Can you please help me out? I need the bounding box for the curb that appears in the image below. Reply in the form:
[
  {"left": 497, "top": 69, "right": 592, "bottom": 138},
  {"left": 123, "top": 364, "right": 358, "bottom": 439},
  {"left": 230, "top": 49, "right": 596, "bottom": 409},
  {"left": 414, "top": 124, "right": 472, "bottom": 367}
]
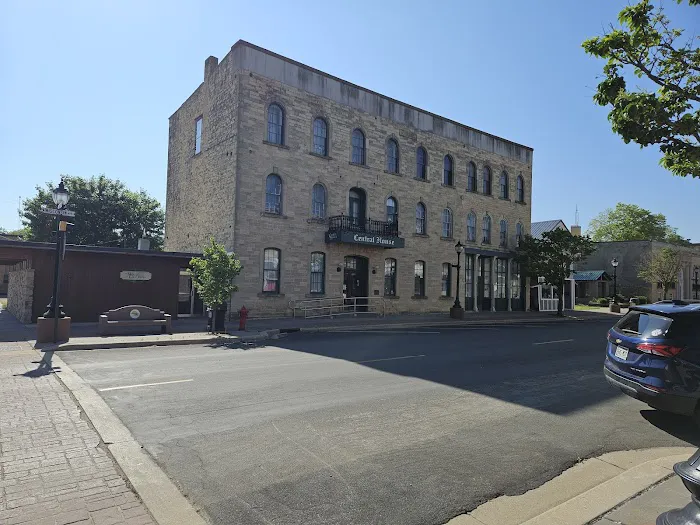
[
  {"left": 35, "top": 334, "right": 241, "bottom": 352},
  {"left": 444, "top": 447, "right": 694, "bottom": 525},
  {"left": 46, "top": 350, "right": 209, "bottom": 525},
  {"left": 295, "top": 315, "right": 614, "bottom": 333}
]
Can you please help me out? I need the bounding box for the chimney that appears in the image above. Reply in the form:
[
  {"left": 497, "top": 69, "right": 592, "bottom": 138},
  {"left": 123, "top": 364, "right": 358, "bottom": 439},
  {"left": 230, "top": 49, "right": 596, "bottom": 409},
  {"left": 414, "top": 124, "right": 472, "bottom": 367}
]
[
  {"left": 137, "top": 238, "right": 151, "bottom": 251},
  {"left": 204, "top": 56, "right": 218, "bottom": 82},
  {"left": 571, "top": 225, "right": 581, "bottom": 237}
]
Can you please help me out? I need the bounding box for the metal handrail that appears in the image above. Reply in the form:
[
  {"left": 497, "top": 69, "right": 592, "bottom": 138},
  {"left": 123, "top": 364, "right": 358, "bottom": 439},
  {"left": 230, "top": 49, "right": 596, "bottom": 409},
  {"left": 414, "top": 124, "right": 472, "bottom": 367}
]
[
  {"left": 327, "top": 215, "right": 399, "bottom": 237},
  {"left": 290, "top": 296, "right": 386, "bottom": 319}
]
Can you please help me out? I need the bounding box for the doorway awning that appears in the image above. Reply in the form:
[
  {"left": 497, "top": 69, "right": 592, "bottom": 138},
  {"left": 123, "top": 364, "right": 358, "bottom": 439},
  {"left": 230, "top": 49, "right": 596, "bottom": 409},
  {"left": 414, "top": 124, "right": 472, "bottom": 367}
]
[{"left": 573, "top": 270, "right": 611, "bottom": 282}]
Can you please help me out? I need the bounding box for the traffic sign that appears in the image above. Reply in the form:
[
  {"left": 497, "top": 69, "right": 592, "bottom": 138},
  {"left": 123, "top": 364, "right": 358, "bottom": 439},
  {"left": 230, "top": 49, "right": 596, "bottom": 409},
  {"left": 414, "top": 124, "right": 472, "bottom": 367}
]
[{"left": 40, "top": 207, "right": 76, "bottom": 218}]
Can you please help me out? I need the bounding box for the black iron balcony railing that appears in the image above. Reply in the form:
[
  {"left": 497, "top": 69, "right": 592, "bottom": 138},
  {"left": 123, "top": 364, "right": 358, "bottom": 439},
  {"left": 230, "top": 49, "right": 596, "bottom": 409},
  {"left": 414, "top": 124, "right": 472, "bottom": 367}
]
[{"left": 327, "top": 215, "right": 399, "bottom": 237}]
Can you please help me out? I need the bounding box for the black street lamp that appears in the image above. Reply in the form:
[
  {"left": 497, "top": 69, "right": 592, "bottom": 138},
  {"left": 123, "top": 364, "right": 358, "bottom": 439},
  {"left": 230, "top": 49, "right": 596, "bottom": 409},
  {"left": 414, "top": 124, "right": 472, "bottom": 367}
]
[
  {"left": 694, "top": 266, "right": 699, "bottom": 300},
  {"left": 450, "top": 241, "right": 464, "bottom": 318},
  {"left": 43, "top": 179, "right": 70, "bottom": 343},
  {"left": 611, "top": 257, "right": 619, "bottom": 303}
]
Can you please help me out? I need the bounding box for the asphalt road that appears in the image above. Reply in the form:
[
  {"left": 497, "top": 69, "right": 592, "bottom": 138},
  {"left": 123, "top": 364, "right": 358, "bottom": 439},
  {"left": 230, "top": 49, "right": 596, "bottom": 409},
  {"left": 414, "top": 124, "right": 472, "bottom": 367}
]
[{"left": 59, "top": 321, "right": 698, "bottom": 525}]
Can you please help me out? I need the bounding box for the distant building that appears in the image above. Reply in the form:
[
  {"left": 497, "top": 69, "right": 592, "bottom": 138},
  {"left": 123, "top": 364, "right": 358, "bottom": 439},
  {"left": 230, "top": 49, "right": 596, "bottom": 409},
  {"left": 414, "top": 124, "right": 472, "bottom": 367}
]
[
  {"left": 165, "top": 40, "right": 534, "bottom": 316},
  {"left": 530, "top": 219, "right": 568, "bottom": 239},
  {"left": 575, "top": 240, "right": 700, "bottom": 301}
]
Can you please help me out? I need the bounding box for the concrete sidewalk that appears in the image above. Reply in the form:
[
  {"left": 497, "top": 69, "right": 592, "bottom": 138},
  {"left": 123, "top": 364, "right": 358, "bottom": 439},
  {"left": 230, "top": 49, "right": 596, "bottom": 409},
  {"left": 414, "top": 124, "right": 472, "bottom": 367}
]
[{"left": 592, "top": 474, "right": 692, "bottom": 524}]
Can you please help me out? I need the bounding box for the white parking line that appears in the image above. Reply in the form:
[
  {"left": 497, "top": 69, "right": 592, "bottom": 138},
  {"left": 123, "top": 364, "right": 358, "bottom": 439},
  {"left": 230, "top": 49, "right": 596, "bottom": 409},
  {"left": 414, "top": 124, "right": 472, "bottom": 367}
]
[
  {"left": 99, "top": 379, "right": 194, "bottom": 392},
  {"left": 533, "top": 339, "right": 574, "bottom": 345},
  {"left": 331, "top": 330, "right": 440, "bottom": 334},
  {"left": 356, "top": 355, "right": 426, "bottom": 364}
]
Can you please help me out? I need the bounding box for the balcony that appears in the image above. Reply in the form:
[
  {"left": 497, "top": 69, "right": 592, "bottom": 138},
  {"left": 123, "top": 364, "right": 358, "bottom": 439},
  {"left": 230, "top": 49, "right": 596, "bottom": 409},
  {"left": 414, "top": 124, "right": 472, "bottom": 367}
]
[{"left": 325, "top": 215, "right": 405, "bottom": 248}]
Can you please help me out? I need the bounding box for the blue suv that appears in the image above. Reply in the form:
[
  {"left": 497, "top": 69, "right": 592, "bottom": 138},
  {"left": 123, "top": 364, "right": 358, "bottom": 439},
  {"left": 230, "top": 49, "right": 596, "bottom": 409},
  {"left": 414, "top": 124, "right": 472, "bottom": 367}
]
[{"left": 604, "top": 301, "right": 700, "bottom": 423}]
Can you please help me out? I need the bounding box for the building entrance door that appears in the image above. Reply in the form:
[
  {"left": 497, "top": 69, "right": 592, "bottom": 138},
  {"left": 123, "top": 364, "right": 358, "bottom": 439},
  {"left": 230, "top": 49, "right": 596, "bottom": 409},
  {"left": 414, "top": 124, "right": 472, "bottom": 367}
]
[
  {"left": 178, "top": 270, "right": 204, "bottom": 316},
  {"left": 343, "top": 256, "right": 369, "bottom": 310},
  {"left": 479, "top": 257, "right": 492, "bottom": 311}
]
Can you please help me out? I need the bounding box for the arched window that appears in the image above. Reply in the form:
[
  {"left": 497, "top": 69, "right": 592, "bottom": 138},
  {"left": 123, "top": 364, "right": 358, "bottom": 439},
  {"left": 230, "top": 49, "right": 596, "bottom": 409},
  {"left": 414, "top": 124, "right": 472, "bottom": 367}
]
[
  {"left": 467, "top": 162, "right": 477, "bottom": 192},
  {"left": 386, "top": 139, "right": 399, "bottom": 173},
  {"left": 443, "top": 155, "right": 453, "bottom": 186},
  {"left": 267, "top": 103, "right": 284, "bottom": 145},
  {"left": 384, "top": 258, "right": 397, "bottom": 296},
  {"left": 483, "top": 166, "right": 492, "bottom": 195},
  {"left": 351, "top": 129, "right": 365, "bottom": 165},
  {"left": 467, "top": 212, "right": 477, "bottom": 242},
  {"left": 482, "top": 215, "right": 492, "bottom": 244},
  {"left": 414, "top": 261, "right": 426, "bottom": 297},
  {"left": 263, "top": 248, "right": 281, "bottom": 293},
  {"left": 500, "top": 219, "right": 508, "bottom": 247},
  {"left": 517, "top": 176, "right": 525, "bottom": 202},
  {"left": 442, "top": 208, "right": 453, "bottom": 238},
  {"left": 416, "top": 147, "right": 427, "bottom": 179},
  {"left": 312, "top": 183, "right": 326, "bottom": 219},
  {"left": 310, "top": 252, "right": 325, "bottom": 294},
  {"left": 415, "top": 202, "right": 426, "bottom": 234},
  {"left": 265, "top": 174, "right": 282, "bottom": 214},
  {"left": 500, "top": 171, "right": 509, "bottom": 199},
  {"left": 516, "top": 222, "right": 523, "bottom": 246},
  {"left": 313, "top": 118, "right": 328, "bottom": 156},
  {"left": 386, "top": 197, "right": 398, "bottom": 224},
  {"left": 441, "top": 263, "right": 452, "bottom": 297}
]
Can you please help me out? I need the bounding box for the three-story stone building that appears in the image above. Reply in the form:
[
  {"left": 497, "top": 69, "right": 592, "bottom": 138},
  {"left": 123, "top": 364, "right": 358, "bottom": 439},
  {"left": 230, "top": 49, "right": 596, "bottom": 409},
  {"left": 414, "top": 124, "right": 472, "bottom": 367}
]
[{"left": 165, "top": 41, "right": 533, "bottom": 317}]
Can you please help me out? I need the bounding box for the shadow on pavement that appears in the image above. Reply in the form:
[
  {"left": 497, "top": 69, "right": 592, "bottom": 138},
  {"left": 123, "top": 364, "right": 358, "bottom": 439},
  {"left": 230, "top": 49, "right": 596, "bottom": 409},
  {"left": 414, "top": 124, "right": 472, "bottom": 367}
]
[
  {"left": 259, "top": 321, "right": 624, "bottom": 416},
  {"left": 15, "top": 351, "right": 61, "bottom": 378},
  {"left": 641, "top": 410, "right": 700, "bottom": 447}
]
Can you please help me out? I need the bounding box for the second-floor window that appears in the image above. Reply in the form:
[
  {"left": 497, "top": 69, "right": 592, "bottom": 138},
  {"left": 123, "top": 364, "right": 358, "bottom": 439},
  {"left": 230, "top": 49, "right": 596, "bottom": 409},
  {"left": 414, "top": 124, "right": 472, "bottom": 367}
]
[
  {"left": 265, "top": 174, "right": 282, "bottom": 214},
  {"left": 483, "top": 215, "right": 492, "bottom": 244},
  {"left": 442, "top": 208, "right": 453, "bottom": 238},
  {"left": 352, "top": 129, "right": 365, "bottom": 165},
  {"left": 516, "top": 222, "right": 523, "bottom": 246},
  {"left": 467, "top": 212, "right": 477, "bottom": 242},
  {"left": 500, "top": 220, "right": 508, "bottom": 247},
  {"left": 267, "top": 103, "right": 284, "bottom": 145},
  {"left": 416, "top": 203, "right": 426, "bottom": 234},
  {"left": 312, "top": 183, "right": 326, "bottom": 219},
  {"left": 386, "top": 197, "right": 398, "bottom": 224},
  {"left": 313, "top": 118, "right": 328, "bottom": 156},
  {"left": 387, "top": 139, "right": 399, "bottom": 173},
  {"left": 194, "top": 117, "right": 202, "bottom": 154}
]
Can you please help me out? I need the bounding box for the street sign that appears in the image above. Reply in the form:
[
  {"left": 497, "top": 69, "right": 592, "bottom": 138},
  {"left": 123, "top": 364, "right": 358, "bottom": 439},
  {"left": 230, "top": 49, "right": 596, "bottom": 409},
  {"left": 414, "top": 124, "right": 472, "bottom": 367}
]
[{"left": 40, "top": 207, "right": 76, "bottom": 218}]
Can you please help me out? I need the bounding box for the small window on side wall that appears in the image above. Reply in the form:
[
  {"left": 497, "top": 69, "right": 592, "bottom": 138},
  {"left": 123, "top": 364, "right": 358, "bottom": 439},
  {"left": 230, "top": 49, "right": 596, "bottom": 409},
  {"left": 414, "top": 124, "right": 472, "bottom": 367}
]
[
  {"left": 267, "top": 104, "right": 284, "bottom": 145},
  {"left": 312, "top": 184, "right": 326, "bottom": 219},
  {"left": 387, "top": 139, "right": 399, "bottom": 173},
  {"left": 416, "top": 147, "right": 427, "bottom": 179},
  {"left": 194, "top": 117, "right": 202, "bottom": 155},
  {"left": 352, "top": 129, "right": 365, "bottom": 165},
  {"left": 443, "top": 156, "right": 453, "bottom": 186},
  {"left": 517, "top": 176, "right": 525, "bottom": 202},
  {"left": 265, "top": 174, "right": 282, "bottom": 214},
  {"left": 263, "top": 248, "right": 281, "bottom": 293},
  {"left": 313, "top": 118, "right": 328, "bottom": 156},
  {"left": 415, "top": 203, "right": 426, "bottom": 234},
  {"left": 483, "top": 167, "right": 492, "bottom": 195}
]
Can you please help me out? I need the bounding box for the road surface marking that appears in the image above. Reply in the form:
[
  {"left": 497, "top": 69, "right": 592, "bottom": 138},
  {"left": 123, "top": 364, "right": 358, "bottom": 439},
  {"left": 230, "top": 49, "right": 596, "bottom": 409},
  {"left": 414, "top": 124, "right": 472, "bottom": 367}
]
[
  {"left": 331, "top": 330, "right": 440, "bottom": 334},
  {"left": 533, "top": 339, "right": 574, "bottom": 345},
  {"left": 99, "top": 379, "right": 194, "bottom": 392},
  {"left": 356, "top": 354, "right": 426, "bottom": 364}
]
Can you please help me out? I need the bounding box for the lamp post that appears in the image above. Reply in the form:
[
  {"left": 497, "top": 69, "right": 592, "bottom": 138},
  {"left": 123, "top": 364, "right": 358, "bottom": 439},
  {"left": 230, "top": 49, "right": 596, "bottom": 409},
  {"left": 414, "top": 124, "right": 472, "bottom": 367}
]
[
  {"left": 42, "top": 180, "right": 70, "bottom": 343},
  {"left": 450, "top": 241, "right": 464, "bottom": 318},
  {"left": 694, "top": 266, "right": 699, "bottom": 300},
  {"left": 611, "top": 258, "right": 619, "bottom": 303}
]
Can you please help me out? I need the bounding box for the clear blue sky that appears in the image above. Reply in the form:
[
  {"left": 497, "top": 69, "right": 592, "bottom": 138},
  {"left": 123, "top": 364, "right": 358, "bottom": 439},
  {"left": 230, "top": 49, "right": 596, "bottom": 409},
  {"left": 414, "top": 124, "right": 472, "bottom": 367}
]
[{"left": 2, "top": 1, "right": 698, "bottom": 239}]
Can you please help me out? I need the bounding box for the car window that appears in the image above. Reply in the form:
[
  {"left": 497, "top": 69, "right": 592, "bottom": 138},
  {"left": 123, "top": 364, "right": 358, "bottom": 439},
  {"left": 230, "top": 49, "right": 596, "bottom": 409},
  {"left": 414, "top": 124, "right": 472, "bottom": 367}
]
[
  {"left": 615, "top": 311, "right": 673, "bottom": 338},
  {"left": 667, "top": 316, "right": 699, "bottom": 340}
]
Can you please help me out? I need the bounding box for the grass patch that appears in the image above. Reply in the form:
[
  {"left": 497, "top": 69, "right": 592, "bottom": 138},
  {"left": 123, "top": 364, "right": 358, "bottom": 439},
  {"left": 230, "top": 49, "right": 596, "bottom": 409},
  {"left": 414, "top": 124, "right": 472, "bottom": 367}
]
[
  {"left": 0, "top": 298, "right": 7, "bottom": 308},
  {"left": 575, "top": 304, "right": 605, "bottom": 311}
]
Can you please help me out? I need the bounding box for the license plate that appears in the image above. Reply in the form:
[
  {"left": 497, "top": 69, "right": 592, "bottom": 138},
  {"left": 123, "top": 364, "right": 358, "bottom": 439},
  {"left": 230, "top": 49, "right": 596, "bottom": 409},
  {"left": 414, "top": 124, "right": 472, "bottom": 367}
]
[{"left": 614, "top": 346, "right": 629, "bottom": 360}]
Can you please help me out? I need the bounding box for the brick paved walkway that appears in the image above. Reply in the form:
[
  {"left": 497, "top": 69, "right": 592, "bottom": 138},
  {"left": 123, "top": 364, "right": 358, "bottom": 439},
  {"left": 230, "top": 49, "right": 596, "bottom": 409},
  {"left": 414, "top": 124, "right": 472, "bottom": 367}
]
[{"left": 0, "top": 308, "right": 156, "bottom": 525}]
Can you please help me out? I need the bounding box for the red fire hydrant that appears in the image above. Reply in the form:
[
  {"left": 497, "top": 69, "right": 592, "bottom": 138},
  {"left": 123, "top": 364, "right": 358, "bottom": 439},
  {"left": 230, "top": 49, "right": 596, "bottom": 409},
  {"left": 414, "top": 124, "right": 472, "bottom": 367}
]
[{"left": 238, "top": 305, "right": 248, "bottom": 331}]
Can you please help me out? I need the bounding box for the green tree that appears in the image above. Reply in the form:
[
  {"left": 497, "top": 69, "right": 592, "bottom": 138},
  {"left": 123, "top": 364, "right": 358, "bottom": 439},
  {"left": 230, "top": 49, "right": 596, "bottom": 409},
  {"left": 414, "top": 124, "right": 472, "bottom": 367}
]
[
  {"left": 582, "top": 0, "right": 700, "bottom": 177},
  {"left": 189, "top": 238, "right": 243, "bottom": 331},
  {"left": 21, "top": 175, "right": 165, "bottom": 249},
  {"left": 516, "top": 229, "right": 596, "bottom": 316},
  {"left": 638, "top": 247, "right": 683, "bottom": 299},
  {"left": 587, "top": 203, "right": 689, "bottom": 245}
]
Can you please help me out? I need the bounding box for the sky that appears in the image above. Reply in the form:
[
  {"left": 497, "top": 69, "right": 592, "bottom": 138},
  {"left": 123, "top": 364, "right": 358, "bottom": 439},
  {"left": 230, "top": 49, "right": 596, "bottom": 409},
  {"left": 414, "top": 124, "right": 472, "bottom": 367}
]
[{"left": 1, "top": 0, "right": 699, "bottom": 240}]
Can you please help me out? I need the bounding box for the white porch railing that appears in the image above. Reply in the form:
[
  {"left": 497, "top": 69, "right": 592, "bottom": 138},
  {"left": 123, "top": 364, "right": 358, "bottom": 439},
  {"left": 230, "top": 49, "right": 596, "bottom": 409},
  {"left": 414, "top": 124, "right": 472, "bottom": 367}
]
[
  {"left": 290, "top": 296, "right": 385, "bottom": 319},
  {"left": 539, "top": 298, "right": 559, "bottom": 312}
]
